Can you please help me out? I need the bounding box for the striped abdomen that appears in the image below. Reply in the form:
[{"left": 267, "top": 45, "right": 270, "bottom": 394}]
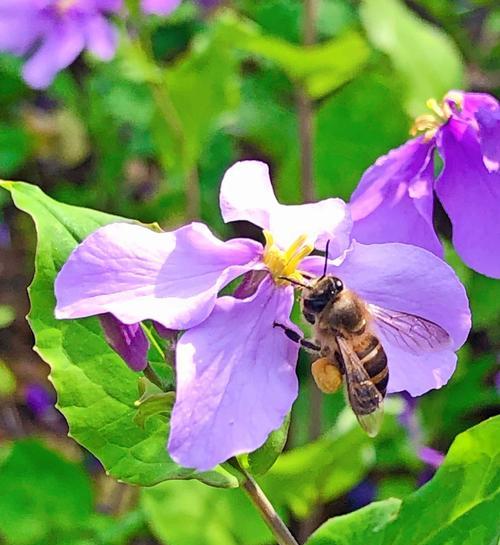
[{"left": 354, "top": 333, "right": 388, "bottom": 397}]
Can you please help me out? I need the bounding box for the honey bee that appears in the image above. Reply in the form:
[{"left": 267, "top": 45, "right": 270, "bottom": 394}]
[{"left": 275, "top": 244, "right": 452, "bottom": 437}]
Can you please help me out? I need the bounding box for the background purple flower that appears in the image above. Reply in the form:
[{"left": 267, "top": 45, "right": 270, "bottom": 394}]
[
  {"left": 141, "top": 0, "right": 181, "bottom": 15},
  {"left": 0, "top": 0, "right": 122, "bottom": 89},
  {"left": 350, "top": 91, "right": 500, "bottom": 278}
]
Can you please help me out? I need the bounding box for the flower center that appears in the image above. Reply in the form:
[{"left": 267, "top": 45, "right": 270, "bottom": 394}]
[
  {"left": 262, "top": 230, "right": 314, "bottom": 286},
  {"left": 410, "top": 92, "right": 463, "bottom": 141}
]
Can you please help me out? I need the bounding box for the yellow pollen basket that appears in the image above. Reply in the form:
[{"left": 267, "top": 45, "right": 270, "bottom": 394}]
[
  {"left": 410, "top": 93, "right": 463, "bottom": 142},
  {"left": 262, "top": 230, "right": 314, "bottom": 286}
]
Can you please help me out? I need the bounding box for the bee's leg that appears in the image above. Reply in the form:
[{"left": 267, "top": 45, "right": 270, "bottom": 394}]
[{"left": 273, "top": 322, "right": 321, "bottom": 352}]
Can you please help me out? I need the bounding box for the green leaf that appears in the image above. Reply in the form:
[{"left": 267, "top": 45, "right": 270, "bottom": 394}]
[
  {"left": 0, "top": 359, "right": 16, "bottom": 398},
  {"left": 468, "top": 271, "right": 500, "bottom": 333},
  {"left": 306, "top": 499, "right": 402, "bottom": 545},
  {"left": 0, "top": 124, "right": 32, "bottom": 176},
  {"left": 276, "top": 69, "right": 409, "bottom": 203},
  {"left": 160, "top": 21, "right": 240, "bottom": 172},
  {"left": 306, "top": 416, "right": 500, "bottom": 545},
  {"left": 221, "top": 13, "right": 370, "bottom": 99},
  {"left": 0, "top": 181, "right": 237, "bottom": 488},
  {"left": 0, "top": 440, "right": 93, "bottom": 545},
  {"left": 248, "top": 413, "right": 290, "bottom": 475},
  {"left": 142, "top": 479, "right": 273, "bottom": 545},
  {"left": 360, "top": 0, "right": 464, "bottom": 116},
  {"left": 261, "top": 424, "right": 375, "bottom": 518},
  {"left": 0, "top": 304, "right": 15, "bottom": 328},
  {"left": 134, "top": 390, "right": 175, "bottom": 429}
]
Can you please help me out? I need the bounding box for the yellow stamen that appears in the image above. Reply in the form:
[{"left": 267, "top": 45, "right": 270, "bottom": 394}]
[
  {"left": 410, "top": 92, "right": 464, "bottom": 141},
  {"left": 262, "top": 230, "right": 314, "bottom": 286}
]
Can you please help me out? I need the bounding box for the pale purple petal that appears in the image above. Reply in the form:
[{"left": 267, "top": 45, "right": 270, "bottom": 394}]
[
  {"left": 141, "top": 0, "right": 181, "bottom": 15},
  {"left": 23, "top": 20, "right": 85, "bottom": 89},
  {"left": 301, "top": 242, "right": 471, "bottom": 395},
  {"left": 350, "top": 138, "right": 442, "bottom": 257},
  {"left": 436, "top": 118, "right": 500, "bottom": 278},
  {"left": 168, "top": 277, "right": 299, "bottom": 470},
  {"left": 220, "top": 161, "right": 278, "bottom": 232},
  {"left": 55, "top": 222, "right": 262, "bottom": 330},
  {"left": 83, "top": 13, "right": 117, "bottom": 61},
  {"left": 220, "top": 160, "right": 352, "bottom": 255},
  {"left": 99, "top": 314, "right": 148, "bottom": 371}
]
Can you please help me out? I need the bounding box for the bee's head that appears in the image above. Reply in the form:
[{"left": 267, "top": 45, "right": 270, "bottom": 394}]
[{"left": 301, "top": 276, "right": 343, "bottom": 323}]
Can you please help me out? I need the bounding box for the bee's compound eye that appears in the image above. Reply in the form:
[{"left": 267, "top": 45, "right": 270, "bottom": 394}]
[{"left": 333, "top": 278, "right": 344, "bottom": 292}]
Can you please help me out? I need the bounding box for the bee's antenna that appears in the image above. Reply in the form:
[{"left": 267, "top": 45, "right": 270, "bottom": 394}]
[
  {"left": 278, "top": 276, "right": 310, "bottom": 289},
  {"left": 319, "top": 240, "right": 330, "bottom": 280}
]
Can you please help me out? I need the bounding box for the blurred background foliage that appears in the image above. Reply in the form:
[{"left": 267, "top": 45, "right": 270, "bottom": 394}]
[{"left": 0, "top": 0, "right": 498, "bottom": 544}]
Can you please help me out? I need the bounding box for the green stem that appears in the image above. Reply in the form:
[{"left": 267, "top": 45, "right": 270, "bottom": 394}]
[
  {"left": 296, "top": 0, "right": 318, "bottom": 204},
  {"left": 230, "top": 460, "right": 299, "bottom": 545},
  {"left": 141, "top": 323, "right": 166, "bottom": 362},
  {"left": 130, "top": 19, "right": 201, "bottom": 219}
]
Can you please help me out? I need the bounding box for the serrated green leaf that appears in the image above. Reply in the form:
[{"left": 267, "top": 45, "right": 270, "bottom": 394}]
[
  {"left": 248, "top": 413, "right": 290, "bottom": 475},
  {"left": 0, "top": 181, "right": 236, "bottom": 489},
  {"left": 306, "top": 416, "right": 500, "bottom": 545},
  {"left": 360, "top": 0, "right": 464, "bottom": 116}
]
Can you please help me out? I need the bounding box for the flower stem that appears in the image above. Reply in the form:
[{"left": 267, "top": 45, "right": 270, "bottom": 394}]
[
  {"left": 296, "top": 0, "right": 318, "bottom": 203},
  {"left": 233, "top": 461, "right": 299, "bottom": 545}
]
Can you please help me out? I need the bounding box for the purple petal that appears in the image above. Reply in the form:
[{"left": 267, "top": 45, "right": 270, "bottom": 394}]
[
  {"left": 55, "top": 222, "right": 262, "bottom": 330},
  {"left": 475, "top": 105, "right": 500, "bottom": 172},
  {"left": 419, "top": 446, "right": 444, "bottom": 468},
  {"left": 350, "top": 138, "right": 442, "bottom": 257},
  {"left": 0, "top": 10, "right": 42, "bottom": 55},
  {"left": 141, "top": 0, "right": 181, "bottom": 15},
  {"left": 23, "top": 19, "right": 85, "bottom": 89},
  {"left": 436, "top": 118, "right": 500, "bottom": 278},
  {"left": 83, "top": 13, "right": 117, "bottom": 61},
  {"left": 220, "top": 161, "right": 352, "bottom": 255},
  {"left": 448, "top": 90, "right": 498, "bottom": 123},
  {"left": 168, "top": 277, "right": 299, "bottom": 470},
  {"left": 301, "top": 241, "right": 471, "bottom": 396},
  {"left": 99, "top": 314, "right": 148, "bottom": 371},
  {"left": 95, "top": 0, "right": 123, "bottom": 11},
  {"left": 446, "top": 91, "right": 499, "bottom": 171}
]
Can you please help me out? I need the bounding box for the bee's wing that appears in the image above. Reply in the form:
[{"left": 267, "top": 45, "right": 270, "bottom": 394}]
[
  {"left": 368, "top": 304, "right": 452, "bottom": 355},
  {"left": 337, "top": 336, "right": 383, "bottom": 438}
]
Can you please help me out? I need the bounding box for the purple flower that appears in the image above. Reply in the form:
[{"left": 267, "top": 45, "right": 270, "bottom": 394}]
[
  {"left": 25, "top": 383, "right": 55, "bottom": 417},
  {"left": 54, "top": 160, "right": 470, "bottom": 471},
  {"left": 0, "top": 0, "right": 122, "bottom": 89},
  {"left": 141, "top": 0, "right": 181, "bottom": 15},
  {"left": 350, "top": 91, "right": 500, "bottom": 278}
]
